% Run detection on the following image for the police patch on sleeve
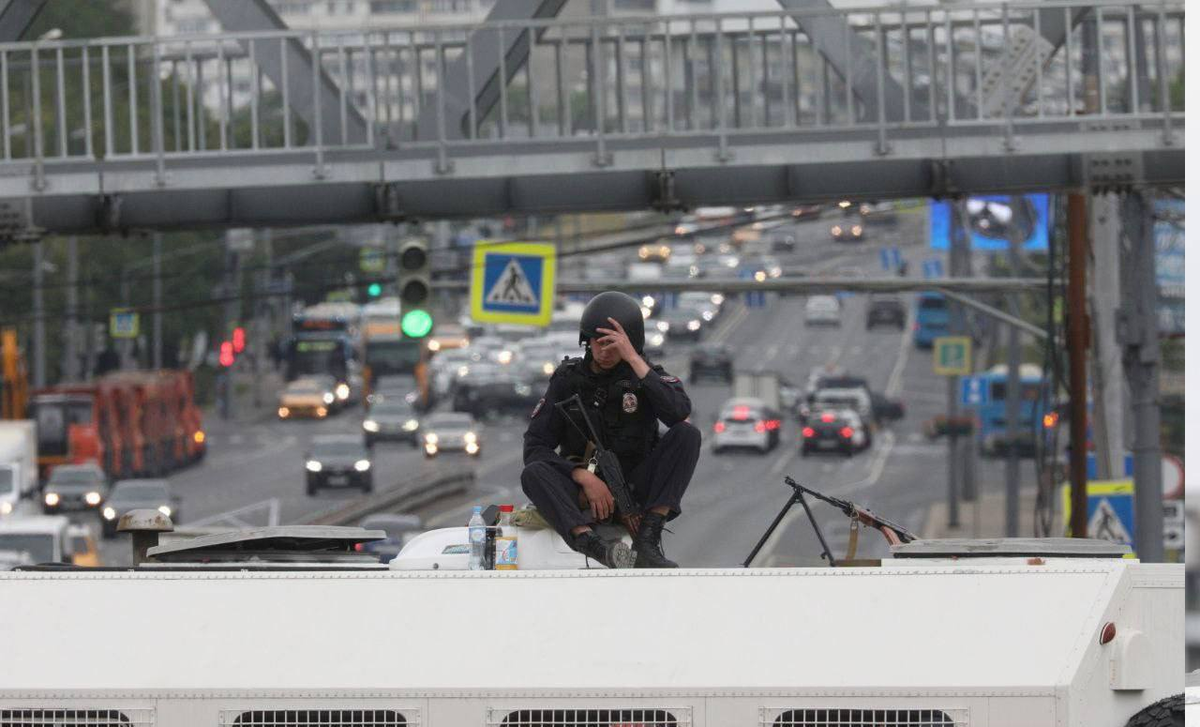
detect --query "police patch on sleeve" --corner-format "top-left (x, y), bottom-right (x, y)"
top-left (622, 392), bottom-right (639, 413)
top-left (660, 375), bottom-right (681, 384)
top-left (530, 398), bottom-right (545, 418)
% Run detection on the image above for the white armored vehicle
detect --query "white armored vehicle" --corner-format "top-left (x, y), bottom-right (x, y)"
top-left (0, 510), bottom-right (1184, 727)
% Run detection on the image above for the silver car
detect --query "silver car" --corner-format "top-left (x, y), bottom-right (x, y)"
top-left (421, 412), bottom-right (482, 458)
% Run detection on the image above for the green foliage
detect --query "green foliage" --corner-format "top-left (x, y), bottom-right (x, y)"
top-left (26, 0), bottom-right (138, 40)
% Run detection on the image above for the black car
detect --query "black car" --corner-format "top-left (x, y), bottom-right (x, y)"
top-left (305, 435), bottom-right (373, 495)
top-left (362, 399), bottom-right (421, 446)
top-left (866, 295), bottom-right (907, 330)
top-left (100, 479), bottom-right (179, 538)
top-left (689, 344), bottom-right (734, 383)
top-left (801, 410), bottom-right (862, 458)
top-left (659, 307), bottom-right (704, 341)
top-left (769, 232), bottom-right (796, 253)
top-left (42, 463), bottom-right (107, 514)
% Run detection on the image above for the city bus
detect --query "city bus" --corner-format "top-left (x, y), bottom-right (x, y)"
top-left (284, 306), bottom-right (362, 406)
top-left (913, 292), bottom-right (949, 348)
top-left (964, 364), bottom-right (1051, 457)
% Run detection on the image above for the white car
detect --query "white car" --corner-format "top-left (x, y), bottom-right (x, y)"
top-left (804, 295), bottom-right (842, 326)
top-left (711, 398), bottom-right (781, 454)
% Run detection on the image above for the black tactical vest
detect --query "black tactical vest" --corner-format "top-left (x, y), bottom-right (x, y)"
top-left (555, 357), bottom-right (658, 474)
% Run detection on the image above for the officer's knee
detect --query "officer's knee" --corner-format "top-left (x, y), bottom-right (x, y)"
top-left (667, 421), bottom-right (701, 449)
top-left (520, 461), bottom-right (556, 496)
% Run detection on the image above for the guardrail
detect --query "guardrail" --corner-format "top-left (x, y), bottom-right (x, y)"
top-left (0, 0), bottom-right (1182, 184)
top-left (298, 467), bottom-right (474, 527)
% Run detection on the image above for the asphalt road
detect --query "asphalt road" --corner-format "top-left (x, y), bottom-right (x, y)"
top-left (81, 208), bottom-right (1014, 568)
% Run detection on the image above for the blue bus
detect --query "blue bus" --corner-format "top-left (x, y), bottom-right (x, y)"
top-left (913, 292), bottom-right (949, 348)
top-left (965, 365), bottom-right (1051, 457)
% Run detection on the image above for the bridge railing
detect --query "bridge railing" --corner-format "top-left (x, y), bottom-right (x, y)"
top-left (0, 0), bottom-right (1183, 180)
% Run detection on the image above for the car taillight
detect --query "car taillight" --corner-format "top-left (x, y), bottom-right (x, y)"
top-left (354, 543), bottom-right (363, 552)
top-left (733, 405), bottom-right (750, 420)
top-left (714, 422), bottom-right (726, 433)
top-left (820, 412), bottom-right (836, 423)
top-left (840, 427), bottom-right (854, 438)
top-left (754, 421), bottom-right (767, 433)
top-left (765, 419), bottom-right (781, 431)
top-left (802, 427), bottom-right (815, 438)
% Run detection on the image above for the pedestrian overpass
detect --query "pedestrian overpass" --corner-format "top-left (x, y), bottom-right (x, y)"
top-left (0, 0), bottom-right (1183, 233)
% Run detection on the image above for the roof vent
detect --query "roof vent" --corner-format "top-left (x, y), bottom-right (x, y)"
top-left (767, 708), bottom-right (963, 726)
top-left (226, 709), bottom-right (409, 726)
top-left (892, 537), bottom-right (1130, 559)
top-left (144, 525), bottom-right (386, 567)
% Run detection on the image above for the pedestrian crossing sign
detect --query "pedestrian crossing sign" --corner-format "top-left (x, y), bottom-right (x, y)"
top-left (932, 336), bottom-right (971, 376)
top-left (470, 241), bottom-right (556, 326)
top-left (1060, 479), bottom-right (1137, 556)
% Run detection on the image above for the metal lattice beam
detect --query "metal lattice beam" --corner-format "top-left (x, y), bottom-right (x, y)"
top-left (202, 0), bottom-right (368, 145)
top-left (415, 0), bottom-right (567, 142)
top-left (0, 0), bottom-right (45, 41)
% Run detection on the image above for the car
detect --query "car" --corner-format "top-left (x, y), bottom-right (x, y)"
top-left (804, 295), bottom-right (842, 326)
top-left (791, 204), bottom-right (823, 220)
top-left (41, 462), bottom-right (107, 514)
top-left (866, 295), bottom-right (907, 330)
top-left (278, 377), bottom-right (335, 420)
top-left (637, 241), bottom-right (672, 262)
top-left (643, 324), bottom-right (667, 359)
top-left (858, 202), bottom-right (899, 226)
top-left (67, 524), bottom-right (100, 567)
top-left (519, 342), bottom-right (564, 381)
top-left (100, 479), bottom-right (179, 538)
top-left (0, 515), bottom-right (72, 564)
top-left (305, 435), bottom-right (373, 495)
top-left (711, 398), bottom-right (782, 454)
top-left (362, 399), bottom-right (421, 446)
top-left (769, 232), bottom-right (796, 253)
top-left (831, 222), bottom-right (865, 242)
top-left (678, 291), bottom-right (724, 318)
top-left (802, 374), bottom-right (903, 425)
top-left (659, 307), bottom-right (705, 341)
top-left (421, 412), bottom-right (482, 458)
top-left (366, 374), bottom-right (415, 407)
top-left (809, 387), bottom-right (876, 438)
top-left (801, 409), bottom-right (867, 457)
top-left (742, 255), bottom-right (783, 282)
top-left (689, 344), bottom-right (734, 383)
top-left (357, 513), bottom-right (423, 564)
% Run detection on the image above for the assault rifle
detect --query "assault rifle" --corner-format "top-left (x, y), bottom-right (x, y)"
top-left (744, 476), bottom-right (917, 567)
top-left (555, 394), bottom-right (641, 537)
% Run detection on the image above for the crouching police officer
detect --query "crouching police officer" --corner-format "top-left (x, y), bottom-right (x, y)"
top-left (521, 291), bottom-right (700, 568)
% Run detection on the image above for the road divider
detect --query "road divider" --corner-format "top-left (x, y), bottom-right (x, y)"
top-left (298, 468), bottom-right (475, 526)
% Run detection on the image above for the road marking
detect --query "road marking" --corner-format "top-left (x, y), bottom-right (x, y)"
top-left (767, 444), bottom-right (797, 477)
top-left (885, 320), bottom-right (915, 397)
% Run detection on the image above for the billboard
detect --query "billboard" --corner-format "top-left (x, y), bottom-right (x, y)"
top-left (1153, 197), bottom-right (1184, 336)
top-left (929, 194), bottom-right (1050, 251)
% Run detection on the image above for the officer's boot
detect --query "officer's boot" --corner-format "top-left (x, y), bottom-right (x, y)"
top-left (572, 530), bottom-right (635, 569)
top-left (633, 511), bottom-right (678, 568)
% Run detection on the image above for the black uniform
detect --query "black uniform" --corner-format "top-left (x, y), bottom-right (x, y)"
top-left (521, 356), bottom-right (700, 543)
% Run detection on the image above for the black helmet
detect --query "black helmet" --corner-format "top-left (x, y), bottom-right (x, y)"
top-left (579, 291), bottom-right (645, 353)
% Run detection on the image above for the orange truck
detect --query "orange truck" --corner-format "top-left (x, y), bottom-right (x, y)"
top-left (27, 370), bottom-right (205, 480)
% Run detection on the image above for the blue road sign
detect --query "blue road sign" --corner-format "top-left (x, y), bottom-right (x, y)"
top-left (880, 248), bottom-right (892, 271)
top-left (959, 375), bottom-right (990, 406)
top-left (929, 194), bottom-right (1050, 251)
top-left (891, 248), bottom-right (903, 270)
top-left (922, 259), bottom-right (944, 279)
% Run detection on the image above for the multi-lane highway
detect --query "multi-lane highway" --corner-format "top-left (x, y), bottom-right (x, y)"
top-left (79, 208), bottom-right (1015, 568)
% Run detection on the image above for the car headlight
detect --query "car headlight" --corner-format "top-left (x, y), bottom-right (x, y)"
top-left (354, 459), bottom-right (372, 472)
top-left (711, 293), bottom-right (724, 305)
top-left (102, 506), bottom-right (116, 520)
top-left (278, 406), bottom-right (290, 418)
top-left (158, 505), bottom-right (172, 517)
top-left (649, 333), bottom-right (664, 347)
top-left (497, 350), bottom-right (513, 365)
top-left (323, 392), bottom-right (335, 404)
top-left (363, 419), bottom-right (380, 432)
top-left (638, 248), bottom-right (649, 259)
top-left (542, 362), bottom-right (555, 376)
top-left (425, 433), bottom-right (439, 445)
top-left (832, 225), bottom-right (843, 235)
top-left (464, 431), bottom-right (477, 444)
top-left (44, 492), bottom-right (60, 506)
top-left (656, 321), bottom-right (669, 332)
top-left (335, 383), bottom-right (350, 400)
top-left (316, 406), bottom-right (328, 417)
top-left (770, 267), bottom-right (782, 278)
top-left (687, 320), bottom-right (701, 331)
top-left (427, 339), bottom-right (441, 352)
top-left (403, 419), bottom-right (419, 431)
top-left (642, 295), bottom-right (655, 308)
top-left (305, 460), bottom-right (323, 472)
top-left (466, 442), bottom-right (480, 455)
top-left (701, 310), bottom-right (715, 321)
top-left (85, 491), bottom-right (102, 506)
top-left (457, 366), bottom-right (470, 378)
top-left (0, 501), bottom-right (11, 515)
top-left (640, 306), bottom-right (652, 319)
top-left (754, 271), bottom-right (766, 282)
top-left (424, 443), bottom-right (438, 455)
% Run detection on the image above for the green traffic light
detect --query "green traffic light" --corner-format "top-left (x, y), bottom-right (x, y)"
top-left (367, 282), bottom-right (382, 297)
top-left (401, 309), bottom-right (433, 338)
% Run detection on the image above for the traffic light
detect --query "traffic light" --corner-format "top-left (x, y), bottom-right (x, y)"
top-left (219, 341), bottom-right (235, 367)
top-left (366, 282), bottom-right (382, 298)
top-left (232, 326), bottom-right (246, 354)
top-left (397, 237), bottom-right (432, 338)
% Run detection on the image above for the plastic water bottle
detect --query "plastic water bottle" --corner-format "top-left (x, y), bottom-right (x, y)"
top-left (495, 504), bottom-right (518, 570)
top-left (468, 506), bottom-right (486, 571)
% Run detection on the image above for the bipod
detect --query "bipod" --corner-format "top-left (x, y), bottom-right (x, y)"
top-left (743, 477), bottom-right (837, 568)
